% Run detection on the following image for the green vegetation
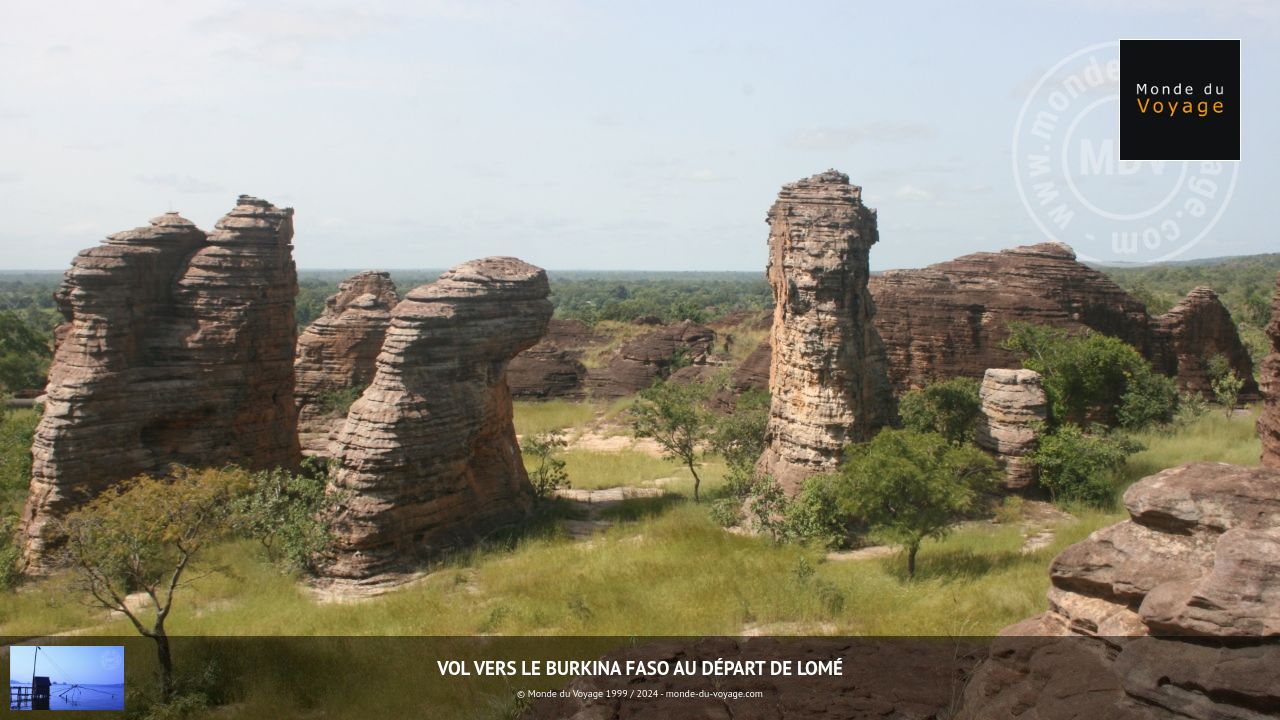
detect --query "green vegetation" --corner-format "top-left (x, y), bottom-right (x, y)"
top-left (1004, 322), bottom-right (1179, 429)
top-left (520, 432), bottom-right (570, 498)
top-left (61, 467), bottom-right (249, 702)
top-left (1103, 253), bottom-right (1280, 371)
top-left (317, 386), bottom-right (364, 417)
top-left (710, 389), bottom-right (770, 496)
top-left (835, 430), bottom-right (997, 577)
top-left (1032, 424), bottom-right (1141, 506)
top-left (512, 399), bottom-right (603, 436)
top-left (898, 377), bottom-right (982, 445)
top-left (547, 272), bottom-right (771, 325)
top-left (231, 460), bottom-right (343, 574)
top-left (630, 381), bottom-right (715, 501)
top-left (0, 309), bottom-right (52, 394)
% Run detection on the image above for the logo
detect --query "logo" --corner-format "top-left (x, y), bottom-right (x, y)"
top-left (1012, 41), bottom-right (1238, 264)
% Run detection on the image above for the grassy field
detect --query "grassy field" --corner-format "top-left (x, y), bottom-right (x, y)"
top-left (0, 404), bottom-right (1261, 717)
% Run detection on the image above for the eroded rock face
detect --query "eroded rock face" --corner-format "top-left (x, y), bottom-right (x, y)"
top-left (1260, 273), bottom-right (1280, 467)
top-left (975, 368), bottom-right (1047, 489)
top-left (1152, 286), bottom-right (1259, 400)
top-left (507, 319), bottom-right (596, 400)
top-left (755, 170), bottom-right (894, 494)
top-left (20, 197), bottom-right (300, 570)
top-left (732, 245), bottom-right (1258, 401)
top-left (958, 461), bottom-right (1280, 720)
top-left (320, 257), bottom-right (552, 585)
top-left (584, 320), bottom-right (716, 400)
top-left (870, 242), bottom-right (1154, 392)
top-left (294, 271), bottom-right (399, 455)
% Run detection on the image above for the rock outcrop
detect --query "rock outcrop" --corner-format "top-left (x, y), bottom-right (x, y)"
top-left (20, 197), bottom-right (300, 570)
top-left (732, 245), bottom-right (1258, 400)
top-left (870, 242), bottom-right (1153, 392)
top-left (1152, 286), bottom-right (1260, 400)
top-left (507, 319), bottom-right (595, 400)
top-left (1260, 274), bottom-right (1280, 467)
top-left (755, 170), bottom-right (894, 494)
top-left (975, 368), bottom-right (1047, 489)
top-left (294, 271), bottom-right (399, 455)
top-left (958, 461), bottom-right (1280, 719)
top-left (584, 320), bottom-right (716, 400)
top-left (320, 257), bottom-right (552, 585)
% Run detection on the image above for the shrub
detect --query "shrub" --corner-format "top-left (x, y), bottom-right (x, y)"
top-left (0, 513), bottom-right (21, 590)
top-left (232, 458), bottom-right (342, 574)
top-left (631, 380), bottom-right (714, 501)
top-left (1004, 322), bottom-right (1178, 429)
top-left (1207, 355), bottom-right (1244, 418)
top-left (521, 431), bottom-right (570, 499)
top-left (836, 429), bottom-right (997, 578)
top-left (898, 377), bottom-right (982, 445)
top-left (317, 386), bottom-right (364, 417)
top-left (1032, 424), bottom-right (1141, 507)
top-left (782, 473), bottom-right (846, 547)
top-left (708, 498), bottom-right (743, 528)
top-left (711, 389), bottom-right (769, 497)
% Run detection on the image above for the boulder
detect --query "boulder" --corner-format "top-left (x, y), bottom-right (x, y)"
top-left (293, 271), bottom-right (399, 455)
top-left (20, 197), bottom-right (299, 571)
top-left (319, 257), bottom-right (552, 586)
top-left (583, 320), bottom-right (716, 399)
top-left (755, 170), bottom-right (895, 494)
top-left (507, 319), bottom-right (596, 400)
top-left (957, 461), bottom-right (1280, 720)
top-left (1151, 286), bottom-right (1259, 400)
top-left (975, 368), bottom-right (1047, 489)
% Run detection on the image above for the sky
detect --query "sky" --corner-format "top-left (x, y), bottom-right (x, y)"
top-left (1, 1), bottom-right (1275, 272)
top-left (9, 645), bottom-right (125, 685)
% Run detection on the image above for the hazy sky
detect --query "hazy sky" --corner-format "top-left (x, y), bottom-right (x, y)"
top-left (2, 1), bottom-right (1275, 271)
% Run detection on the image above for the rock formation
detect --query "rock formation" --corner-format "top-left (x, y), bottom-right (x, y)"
top-left (507, 319), bottom-right (595, 400)
top-left (584, 320), bottom-right (716, 400)
top-left (1151, 286), bottom-right (1259, 400)
top-left (975, 369), bottom-right (1047, 489)
top-left (1260, 273), bottom-right (1280, 467)
top-left (321, 257), bottom-right (552, 585)
top-left (20, 196), bottom-right (300, 570)
top-left (293, 271), bottom-right (399, 454)
top-left (733, 244), bottom-right (1258, 400)
top-left (957, 460), bottom-right (1280, 719)
top-left (755, 170), bottom-right (894, 494)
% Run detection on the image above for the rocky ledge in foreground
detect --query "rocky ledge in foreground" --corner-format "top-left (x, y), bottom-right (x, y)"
top-left (20, 196), bottom-right (300, 571)
top-left (318, 257), bottom-right (553, 587)
top-left (957, 461), bottom-right (1280, 719)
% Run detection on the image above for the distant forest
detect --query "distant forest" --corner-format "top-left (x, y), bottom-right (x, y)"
top-left (2, 254), bottom-right (1278, 395)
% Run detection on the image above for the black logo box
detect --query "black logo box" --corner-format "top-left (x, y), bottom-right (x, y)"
top-left (1120, 39), bottom-right (1240, 161)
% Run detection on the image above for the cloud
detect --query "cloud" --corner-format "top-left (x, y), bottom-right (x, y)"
top-left (0, 171), bottom-right (22, 185)
top-left (894, 184), bottom-right (935, 201)
top-left (786, 123), bottom-right (935, 150)
top-left (136, 173), bottom-right (225, 194)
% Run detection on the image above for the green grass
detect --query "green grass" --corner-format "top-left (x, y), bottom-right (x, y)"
top-left (512, 400), bottom-right (600, 437)
top-left (1120, 405), bottom-right (1262, 486)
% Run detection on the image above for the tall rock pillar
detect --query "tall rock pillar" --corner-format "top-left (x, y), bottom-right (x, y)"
top-left (755, 170), bottom-right (893, 494)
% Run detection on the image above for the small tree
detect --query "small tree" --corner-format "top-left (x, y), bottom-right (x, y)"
top-left (520, 431), bottom-right (570, 499)
top-left (711, 389), bottom-right (769, 496)
top-left (232, 458), bottom-right (342, 573)
top-left (59, 467), bottom-right (248, 702)
top-left (837, 429), bottom-right (996, 578)
top-left (631, 380), bottom-right (713, 501)
top-left (898, 377), bottom-right (982, 445)
top-left (1206, 354), bottom-right (1244, 418)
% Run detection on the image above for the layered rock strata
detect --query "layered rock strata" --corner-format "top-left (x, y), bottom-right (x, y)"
top-left (755, 170), bottom-right (894, 494)
top-left (1152, 286), bottom-right (1259, 400)
top-left (20, 197), bottom-right (300, 570)
top-left (321, 257), bottom-right (552, 585)
top-left (294, 271), bottom-right (398, 454)
top-left (1259, 273), bottom-right (1280, 467)
top-left (958, 461), bottom-right (1280, 719)
top-left (584, 320), bottom-right (716, 399)
top-left (975, 368), bottom-right (1047, 489)
top-left (733, 245), bottom-right (1259, 399)
top-left (507, 319), bottom-right (596, 400)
